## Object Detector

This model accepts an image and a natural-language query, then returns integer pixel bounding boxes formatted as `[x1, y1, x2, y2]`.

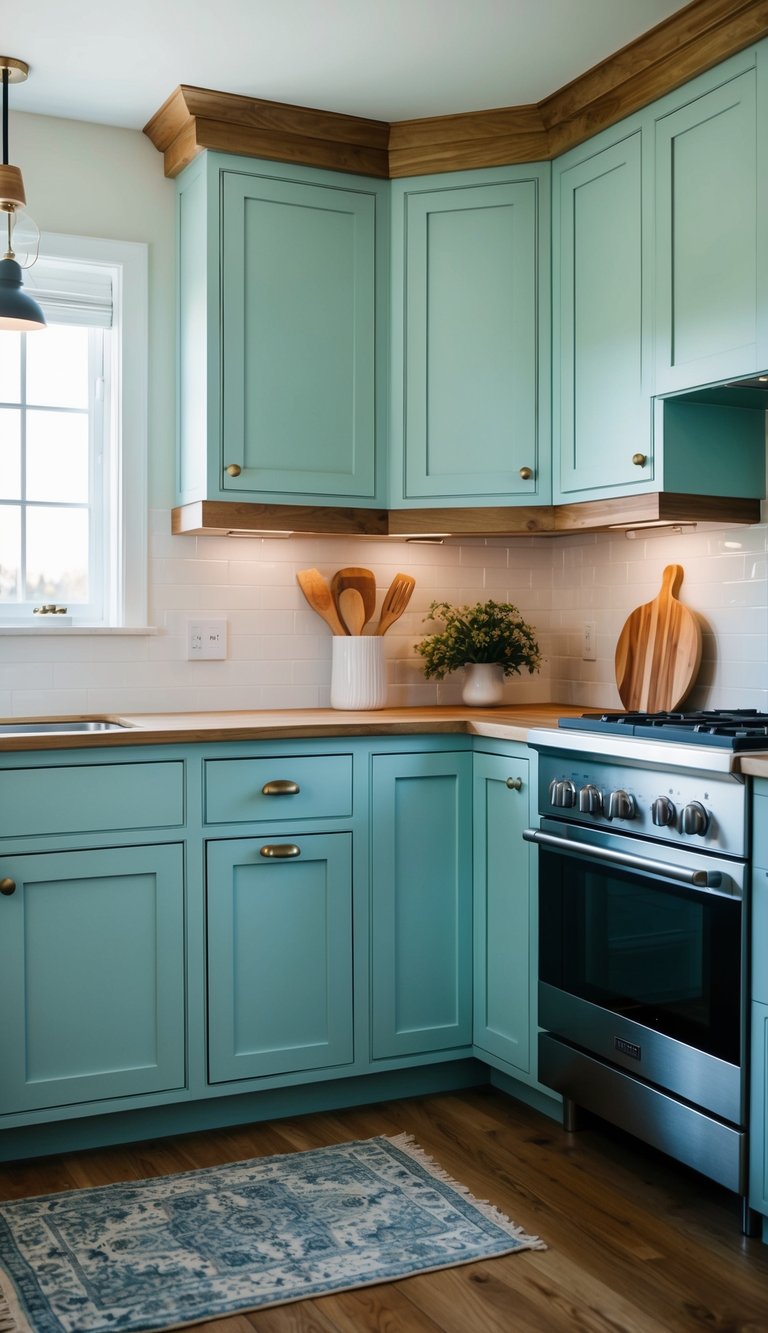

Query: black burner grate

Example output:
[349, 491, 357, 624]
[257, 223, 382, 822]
[559, 709, 768, 750]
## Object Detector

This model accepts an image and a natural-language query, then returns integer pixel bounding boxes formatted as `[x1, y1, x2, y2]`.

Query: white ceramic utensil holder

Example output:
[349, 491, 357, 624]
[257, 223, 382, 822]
[330, 636, 387, 710]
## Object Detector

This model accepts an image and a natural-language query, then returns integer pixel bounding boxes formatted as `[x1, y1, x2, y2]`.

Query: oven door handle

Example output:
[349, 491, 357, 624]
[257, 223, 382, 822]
[522, 828, 734, 894]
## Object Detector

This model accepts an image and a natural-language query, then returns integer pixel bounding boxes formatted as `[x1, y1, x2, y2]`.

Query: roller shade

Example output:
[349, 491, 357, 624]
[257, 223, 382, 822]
[23, 255, 114, 328]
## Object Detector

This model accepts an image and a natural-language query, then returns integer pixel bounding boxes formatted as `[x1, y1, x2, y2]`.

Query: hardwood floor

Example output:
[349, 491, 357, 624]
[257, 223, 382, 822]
[1, 1087, 767, 1331]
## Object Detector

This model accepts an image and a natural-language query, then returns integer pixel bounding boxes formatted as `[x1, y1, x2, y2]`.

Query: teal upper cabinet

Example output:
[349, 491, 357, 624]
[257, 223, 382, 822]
[390, 165, 551, 506]
[177, 152, 388, 507]
[654, 51, 767, 394]
[553, 123, 653, 501]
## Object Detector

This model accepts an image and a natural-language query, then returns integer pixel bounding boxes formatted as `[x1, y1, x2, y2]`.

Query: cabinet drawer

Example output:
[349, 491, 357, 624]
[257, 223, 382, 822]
[0, 761, 184, 840]
[204, 755, 352, 825]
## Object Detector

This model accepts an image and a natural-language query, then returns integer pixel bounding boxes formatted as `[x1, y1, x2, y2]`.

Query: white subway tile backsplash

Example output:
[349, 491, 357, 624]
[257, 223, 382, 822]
[1, 510, 767, 716]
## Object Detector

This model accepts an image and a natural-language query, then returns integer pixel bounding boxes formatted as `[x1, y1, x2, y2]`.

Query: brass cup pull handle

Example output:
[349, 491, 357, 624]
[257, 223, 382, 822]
[0, 877, 16, 896]
[506, 777, 524, 791]
[261, 780, 300, 796]
[225, 464, 242, 477]
[260, 844, 301, 859]
[632, 453, 648, 467]
[519, 466, 533, 481]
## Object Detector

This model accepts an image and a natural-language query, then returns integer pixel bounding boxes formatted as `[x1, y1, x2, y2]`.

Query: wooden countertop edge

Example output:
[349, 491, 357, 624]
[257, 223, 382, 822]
[736, 756, 768, 778]
[0, 705, 582, 752]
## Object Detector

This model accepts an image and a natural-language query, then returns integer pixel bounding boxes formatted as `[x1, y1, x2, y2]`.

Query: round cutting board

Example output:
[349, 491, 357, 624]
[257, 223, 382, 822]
[614, 564, 702, 712]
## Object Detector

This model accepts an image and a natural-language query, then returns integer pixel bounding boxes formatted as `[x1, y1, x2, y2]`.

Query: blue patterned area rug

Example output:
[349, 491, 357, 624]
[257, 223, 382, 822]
[0, 1133, 545, 1332]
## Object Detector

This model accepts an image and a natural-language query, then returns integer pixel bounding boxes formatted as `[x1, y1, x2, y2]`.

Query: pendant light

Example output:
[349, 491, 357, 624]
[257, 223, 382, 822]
[0, 56, 45, 330]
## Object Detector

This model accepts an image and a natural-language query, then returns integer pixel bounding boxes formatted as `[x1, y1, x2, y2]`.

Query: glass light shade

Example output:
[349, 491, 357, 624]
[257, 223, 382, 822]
[2, 203, 40, 269]
[0, 257, 46, 330]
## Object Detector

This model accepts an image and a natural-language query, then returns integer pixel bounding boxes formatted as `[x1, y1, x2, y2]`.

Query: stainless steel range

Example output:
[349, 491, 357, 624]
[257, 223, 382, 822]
[524, 709, 767, 1234]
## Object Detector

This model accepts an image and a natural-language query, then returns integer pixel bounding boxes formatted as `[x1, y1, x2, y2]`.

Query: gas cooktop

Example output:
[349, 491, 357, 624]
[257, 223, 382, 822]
[558, 709, 768, 751]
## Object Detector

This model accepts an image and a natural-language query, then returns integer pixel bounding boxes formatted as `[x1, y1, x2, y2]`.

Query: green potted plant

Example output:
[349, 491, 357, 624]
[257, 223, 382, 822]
[415, 599, 541, 705]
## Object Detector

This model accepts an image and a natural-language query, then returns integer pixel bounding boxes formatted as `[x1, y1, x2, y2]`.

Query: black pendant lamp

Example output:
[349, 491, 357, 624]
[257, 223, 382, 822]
[0, 57, 45, 331]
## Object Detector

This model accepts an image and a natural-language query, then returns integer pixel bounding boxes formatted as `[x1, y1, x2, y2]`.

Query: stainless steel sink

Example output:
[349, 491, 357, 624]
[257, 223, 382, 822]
[0, 720, 130, 735]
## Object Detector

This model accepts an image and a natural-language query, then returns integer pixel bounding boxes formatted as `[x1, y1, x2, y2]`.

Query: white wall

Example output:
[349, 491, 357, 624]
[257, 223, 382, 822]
[2, 111, 766, 719]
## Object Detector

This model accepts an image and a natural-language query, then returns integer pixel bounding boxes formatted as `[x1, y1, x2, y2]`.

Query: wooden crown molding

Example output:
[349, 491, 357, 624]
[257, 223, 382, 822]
[144, 0, 768, 178]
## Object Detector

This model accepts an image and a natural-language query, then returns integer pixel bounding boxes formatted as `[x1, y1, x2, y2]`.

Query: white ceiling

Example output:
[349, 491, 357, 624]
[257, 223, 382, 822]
[5, 0, 692, 131]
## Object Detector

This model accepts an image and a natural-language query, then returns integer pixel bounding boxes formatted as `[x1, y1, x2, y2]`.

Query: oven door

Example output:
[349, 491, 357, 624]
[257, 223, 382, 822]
[525, 818, 746, 1126]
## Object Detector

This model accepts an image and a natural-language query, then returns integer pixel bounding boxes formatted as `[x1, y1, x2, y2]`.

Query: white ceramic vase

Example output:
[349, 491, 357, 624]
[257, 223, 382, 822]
[461, 662, 505, 706]
[330, 636, 387, 710]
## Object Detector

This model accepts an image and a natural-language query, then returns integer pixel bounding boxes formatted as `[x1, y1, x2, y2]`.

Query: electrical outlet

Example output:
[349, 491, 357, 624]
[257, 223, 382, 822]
[188, 619, 227, 660]
[582, 621, 597, 661]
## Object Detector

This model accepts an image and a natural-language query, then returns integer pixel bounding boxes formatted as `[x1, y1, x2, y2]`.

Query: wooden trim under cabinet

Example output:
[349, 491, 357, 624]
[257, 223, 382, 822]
[145, 0, 768, 177]
[172, 495, 762, 539]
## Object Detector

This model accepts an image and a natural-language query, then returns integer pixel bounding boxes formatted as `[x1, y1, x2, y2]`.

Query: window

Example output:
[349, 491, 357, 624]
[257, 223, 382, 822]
[0, 233, 148, 627]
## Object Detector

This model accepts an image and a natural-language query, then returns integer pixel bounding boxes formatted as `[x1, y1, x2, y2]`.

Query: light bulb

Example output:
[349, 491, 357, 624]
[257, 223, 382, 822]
[1, 202, 40, 269]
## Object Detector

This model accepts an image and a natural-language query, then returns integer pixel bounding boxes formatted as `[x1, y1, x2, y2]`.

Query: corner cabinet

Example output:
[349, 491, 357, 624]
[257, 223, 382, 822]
[654, 51, 768, 395]
[472, 748, 537, 1080]
[749, 782, 768, 1231]
[552, 122, 653, 502]
[370, 750, 473, 1059]
[177, 152, 389, 507]
[389, 164, 551, 507]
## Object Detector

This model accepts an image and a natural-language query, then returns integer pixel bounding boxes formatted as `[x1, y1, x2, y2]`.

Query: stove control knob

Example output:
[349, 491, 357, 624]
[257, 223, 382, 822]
[548, 778, 577, 808]
[681, 801, 709, 836]
[578, 784, 603, 815]
[651, 796, 677, 828]
[607, 789, 636, 821]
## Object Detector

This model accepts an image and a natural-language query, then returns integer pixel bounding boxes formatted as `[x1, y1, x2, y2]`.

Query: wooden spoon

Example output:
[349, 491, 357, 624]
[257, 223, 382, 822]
[376, 573, 415, 635]
[338, 587, 366, 635]
[296, 568, 347, 636]
[330, 567, 376, 631]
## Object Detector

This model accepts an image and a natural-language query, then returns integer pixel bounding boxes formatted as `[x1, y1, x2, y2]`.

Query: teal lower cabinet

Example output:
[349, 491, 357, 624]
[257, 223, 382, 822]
[750, 785, 768, 1232]
[370, 751, 472, 1060]
[472, 749, 535, 1078]
[206, 833, 354, 1082]
[0, 843, 186, 1115]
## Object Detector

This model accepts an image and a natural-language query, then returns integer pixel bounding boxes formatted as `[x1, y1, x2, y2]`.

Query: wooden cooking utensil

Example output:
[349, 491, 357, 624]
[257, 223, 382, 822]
[338, 587, 366, 635]
[614, 564, 702, 712]
[296, 568, 347, 636]
[330, 567, 376, 630]
[376, 572, 415, 635]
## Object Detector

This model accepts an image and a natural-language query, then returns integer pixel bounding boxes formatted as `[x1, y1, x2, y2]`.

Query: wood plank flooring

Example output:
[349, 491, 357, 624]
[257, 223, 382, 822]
[1, 1087, 767, 1331]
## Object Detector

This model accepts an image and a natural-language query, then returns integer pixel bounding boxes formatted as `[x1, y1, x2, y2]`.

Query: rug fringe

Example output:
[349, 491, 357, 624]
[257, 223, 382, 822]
[384, 1132, 547, 1252]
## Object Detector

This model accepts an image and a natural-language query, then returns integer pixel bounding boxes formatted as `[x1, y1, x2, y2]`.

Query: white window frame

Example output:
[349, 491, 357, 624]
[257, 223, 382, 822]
[0, 232, 148, 629]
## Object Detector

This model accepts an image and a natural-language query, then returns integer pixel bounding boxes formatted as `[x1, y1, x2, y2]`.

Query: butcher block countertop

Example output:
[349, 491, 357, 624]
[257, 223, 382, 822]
[0, 704, 587, 752]
[736, 755, 768, 779]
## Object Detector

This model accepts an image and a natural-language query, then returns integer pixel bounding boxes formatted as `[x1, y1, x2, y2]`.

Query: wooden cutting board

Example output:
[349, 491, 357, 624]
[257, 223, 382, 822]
[614, 564, 702, 712]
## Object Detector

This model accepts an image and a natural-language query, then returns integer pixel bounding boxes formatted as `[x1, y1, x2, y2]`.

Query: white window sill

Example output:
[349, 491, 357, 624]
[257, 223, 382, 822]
[0, 625, 160, 635]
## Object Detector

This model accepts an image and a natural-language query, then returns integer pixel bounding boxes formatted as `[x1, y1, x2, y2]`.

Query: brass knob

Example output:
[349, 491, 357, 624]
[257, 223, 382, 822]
[519, 466, 533, 481]
[225, 464, 242, 477]
[632, 453, 647, 467]
[0, 877, 16, 896]
[506, 776, 523, 791]
[259, 844, 301, 859]
[261, 780, 300, 796]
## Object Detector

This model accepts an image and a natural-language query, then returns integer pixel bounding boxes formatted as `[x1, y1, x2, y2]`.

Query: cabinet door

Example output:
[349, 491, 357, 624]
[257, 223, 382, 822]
[220, 170, 378, 501]
[472, 752, 533, 1074]
[206, 833, 353, 1082]
[750, 1000, 768, 1219]
[553, 128, 653, 500]
[655, 66, 760, 393]
[370, 752, 472, 1059]
[394, 175, 549, 504]
[0, 844, 185, 1115]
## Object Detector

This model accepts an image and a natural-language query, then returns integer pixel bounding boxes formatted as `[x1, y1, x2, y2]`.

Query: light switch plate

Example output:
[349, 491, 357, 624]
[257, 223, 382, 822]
[188, 619, 227, 660]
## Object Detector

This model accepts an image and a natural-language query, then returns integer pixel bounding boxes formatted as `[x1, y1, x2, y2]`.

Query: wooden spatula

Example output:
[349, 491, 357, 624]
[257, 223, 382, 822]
[331, 567, 376, 630]
[296, 568, 347, 636]
[338, 587, 366, 635]
[376, 573, 415, 635]
[614, 564, 702, 712]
